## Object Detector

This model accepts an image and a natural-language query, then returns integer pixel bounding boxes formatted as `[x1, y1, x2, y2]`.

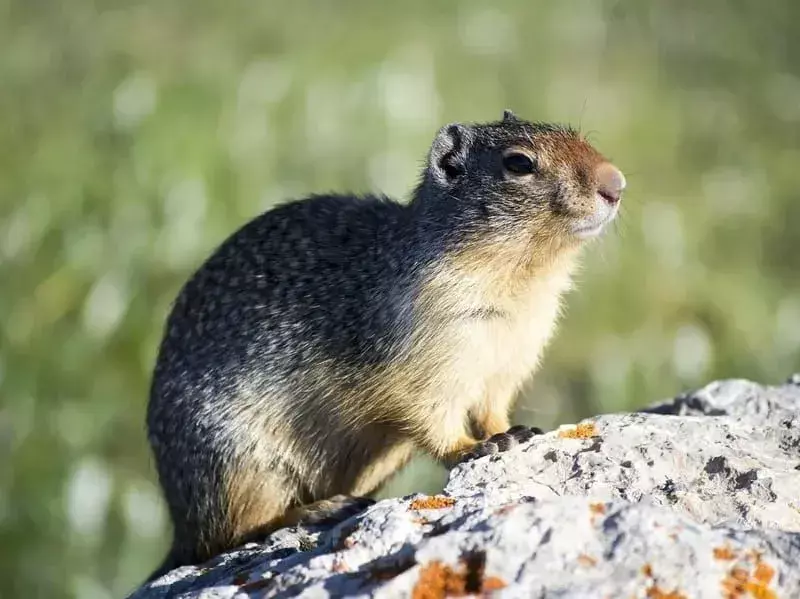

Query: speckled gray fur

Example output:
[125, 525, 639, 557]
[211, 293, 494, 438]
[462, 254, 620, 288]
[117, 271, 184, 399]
[132, 376, 800, 598]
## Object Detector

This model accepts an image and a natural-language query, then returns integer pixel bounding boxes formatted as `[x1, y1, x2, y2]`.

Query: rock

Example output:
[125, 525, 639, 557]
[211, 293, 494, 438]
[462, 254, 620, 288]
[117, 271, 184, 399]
[131, 377, 800, 598]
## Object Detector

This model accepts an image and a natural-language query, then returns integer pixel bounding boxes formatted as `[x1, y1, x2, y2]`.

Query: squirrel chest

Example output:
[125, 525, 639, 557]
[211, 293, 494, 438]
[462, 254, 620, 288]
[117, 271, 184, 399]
[412, 255, 576, 407]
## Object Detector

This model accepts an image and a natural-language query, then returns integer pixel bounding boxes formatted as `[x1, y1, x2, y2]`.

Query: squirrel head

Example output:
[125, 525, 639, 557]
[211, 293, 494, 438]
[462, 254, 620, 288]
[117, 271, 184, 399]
[415, 110, 625, 256]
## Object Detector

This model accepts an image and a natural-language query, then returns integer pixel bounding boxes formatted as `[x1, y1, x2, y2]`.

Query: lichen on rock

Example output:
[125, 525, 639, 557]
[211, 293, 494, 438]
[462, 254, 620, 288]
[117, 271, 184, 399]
[130, 376, 800, 598]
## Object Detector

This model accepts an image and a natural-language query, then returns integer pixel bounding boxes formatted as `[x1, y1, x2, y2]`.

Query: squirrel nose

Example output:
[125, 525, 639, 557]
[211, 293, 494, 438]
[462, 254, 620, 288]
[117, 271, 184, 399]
[595, 162, 626, 205]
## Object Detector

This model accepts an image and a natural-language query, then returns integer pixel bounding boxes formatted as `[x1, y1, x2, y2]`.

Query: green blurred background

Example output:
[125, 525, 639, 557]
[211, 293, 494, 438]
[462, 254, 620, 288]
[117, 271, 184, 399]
[2, 0, 799, 596]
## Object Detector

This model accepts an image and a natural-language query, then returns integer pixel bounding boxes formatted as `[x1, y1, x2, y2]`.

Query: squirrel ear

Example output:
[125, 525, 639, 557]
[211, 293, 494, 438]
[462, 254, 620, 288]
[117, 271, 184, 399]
[428, 123, 470, 185]
[502, 109, 520, 123]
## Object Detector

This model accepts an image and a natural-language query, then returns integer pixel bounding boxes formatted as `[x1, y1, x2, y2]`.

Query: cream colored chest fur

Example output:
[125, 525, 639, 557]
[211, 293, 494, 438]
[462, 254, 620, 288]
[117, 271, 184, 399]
[445, 268, 574, 406]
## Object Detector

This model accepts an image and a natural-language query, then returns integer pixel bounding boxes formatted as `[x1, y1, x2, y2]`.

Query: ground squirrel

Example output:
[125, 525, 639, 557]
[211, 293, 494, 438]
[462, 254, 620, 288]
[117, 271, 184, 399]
[145, 110, 626, 578]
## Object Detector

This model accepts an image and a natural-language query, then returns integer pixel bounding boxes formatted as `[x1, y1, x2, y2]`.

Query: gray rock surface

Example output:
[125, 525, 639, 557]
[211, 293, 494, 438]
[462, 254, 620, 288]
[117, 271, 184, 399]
[132, 376, 800, 598]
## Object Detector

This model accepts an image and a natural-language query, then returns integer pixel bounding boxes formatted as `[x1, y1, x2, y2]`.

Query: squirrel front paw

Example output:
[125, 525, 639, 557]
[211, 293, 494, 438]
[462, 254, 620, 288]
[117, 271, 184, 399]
[460, 425, 543, 463]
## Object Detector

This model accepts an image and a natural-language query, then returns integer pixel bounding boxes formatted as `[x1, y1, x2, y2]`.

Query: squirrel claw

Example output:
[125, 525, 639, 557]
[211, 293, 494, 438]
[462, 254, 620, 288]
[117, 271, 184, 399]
[460, 425, 543, 463]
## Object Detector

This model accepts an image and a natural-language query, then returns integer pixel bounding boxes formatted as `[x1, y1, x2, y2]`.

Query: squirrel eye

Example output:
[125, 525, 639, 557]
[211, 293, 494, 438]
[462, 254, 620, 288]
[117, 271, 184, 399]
[502, 152, 536, 175]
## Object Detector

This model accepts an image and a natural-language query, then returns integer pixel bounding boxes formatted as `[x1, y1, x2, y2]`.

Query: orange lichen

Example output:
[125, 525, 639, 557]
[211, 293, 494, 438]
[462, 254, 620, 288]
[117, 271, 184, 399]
[721, 562, 777, 599]
[410, 495, 456, 510]
[412, 562, 468, 599]
[713, 545, 738, 561]
[744, 581, 777, 599]
[753, 562, 775, 584]
[589, 502, 606, 515]
[558, 422, 598, 439]
[577, 554, 597, 567]
[744, 562, 777, 599]
[722, 567, 748, 597]
[646, 587, 687, 599]
[639, 564, 686, 599]
[411, 552, 506, 599]
[482, 577, 507, 592]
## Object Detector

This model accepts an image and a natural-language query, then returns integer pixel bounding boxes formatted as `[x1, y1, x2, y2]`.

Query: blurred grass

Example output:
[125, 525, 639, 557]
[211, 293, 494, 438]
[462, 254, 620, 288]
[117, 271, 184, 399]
[1, 0, 799, 596]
